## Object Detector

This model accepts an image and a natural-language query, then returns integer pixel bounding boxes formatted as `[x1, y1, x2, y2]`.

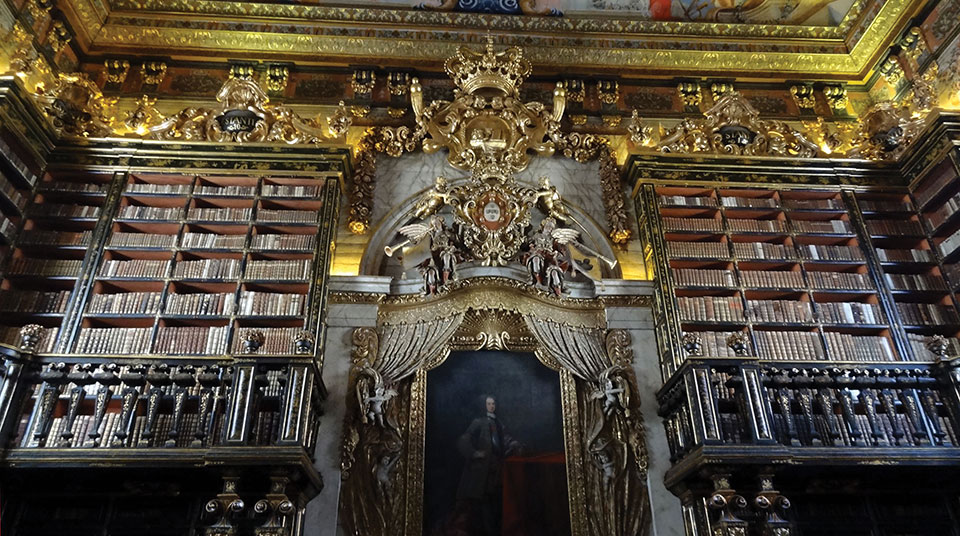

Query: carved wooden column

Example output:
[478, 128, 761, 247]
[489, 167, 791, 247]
[203, 475, 246, 536]
[729, 363, 778, 445]
[706, 473, 749, 536]
[277, 364, 315, 446]
[752, 474, 793, 536]
[225, 364, 257, 444]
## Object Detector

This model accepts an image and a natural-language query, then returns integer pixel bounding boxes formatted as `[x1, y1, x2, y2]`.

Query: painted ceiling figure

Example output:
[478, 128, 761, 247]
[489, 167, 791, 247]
[416, 0, 563, 16]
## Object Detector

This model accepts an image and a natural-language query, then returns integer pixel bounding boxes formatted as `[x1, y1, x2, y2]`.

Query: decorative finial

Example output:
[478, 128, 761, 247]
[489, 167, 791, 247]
[726, 332, 750, 357]
[681, 333, 703, 357]
[927, 335, 951, 362]
[240, 329, 265, 354]
[294, 330, 315, 355]
[18, 324, 44, 352]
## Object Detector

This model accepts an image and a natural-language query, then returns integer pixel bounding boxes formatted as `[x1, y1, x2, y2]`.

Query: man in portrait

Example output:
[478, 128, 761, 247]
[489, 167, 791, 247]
[456, 395, 523, 536]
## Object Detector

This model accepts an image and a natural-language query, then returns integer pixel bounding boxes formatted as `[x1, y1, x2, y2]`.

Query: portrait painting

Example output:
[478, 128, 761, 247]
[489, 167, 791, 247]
[424, 350, 570, 536]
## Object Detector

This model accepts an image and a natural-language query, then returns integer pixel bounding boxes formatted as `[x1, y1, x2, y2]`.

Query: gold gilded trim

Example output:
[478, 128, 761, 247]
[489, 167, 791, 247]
[82, 0, 915, 77]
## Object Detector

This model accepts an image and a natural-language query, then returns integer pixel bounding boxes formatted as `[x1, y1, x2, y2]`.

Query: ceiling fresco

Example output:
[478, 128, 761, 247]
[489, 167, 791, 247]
[328, 0, 857, 25]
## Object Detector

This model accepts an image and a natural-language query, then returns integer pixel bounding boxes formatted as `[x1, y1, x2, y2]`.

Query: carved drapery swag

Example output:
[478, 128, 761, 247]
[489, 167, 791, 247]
[341, 313, 463, 536]
[525, 317, 652, 536]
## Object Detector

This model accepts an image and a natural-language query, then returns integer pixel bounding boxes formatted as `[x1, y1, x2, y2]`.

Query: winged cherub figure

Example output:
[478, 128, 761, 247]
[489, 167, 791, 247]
[592, 365, 631, 419]
[356, 367, 398, 428]
[395, 215, 461, 295]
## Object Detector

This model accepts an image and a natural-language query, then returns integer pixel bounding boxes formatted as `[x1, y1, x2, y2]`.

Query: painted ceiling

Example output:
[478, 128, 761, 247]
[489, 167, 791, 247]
[61, 0, 924, 79]
[328, 0, 857, 26]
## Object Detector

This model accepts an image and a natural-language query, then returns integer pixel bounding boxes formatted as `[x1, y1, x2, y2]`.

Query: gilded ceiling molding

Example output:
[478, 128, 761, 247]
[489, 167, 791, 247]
[84, 0, 910, 77]
[148, 77, 351, 144]
[633, 92, 820, 158]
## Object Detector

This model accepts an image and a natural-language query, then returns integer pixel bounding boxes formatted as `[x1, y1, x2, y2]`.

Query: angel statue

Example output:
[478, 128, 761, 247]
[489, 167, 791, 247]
[413, 176, 451, 220]
[356, 367, 398, 428]
[592, 365, 631, 419]
[534, 176, 570, 223]
[589, 438, 617, 490]
[522, 217, 617, 296]
[389, 215, 461, 295]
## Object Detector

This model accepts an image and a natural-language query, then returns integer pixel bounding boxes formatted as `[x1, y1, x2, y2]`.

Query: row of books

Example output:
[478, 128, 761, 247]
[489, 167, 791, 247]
[31, 203, 100, 219]
[0, 325, 58, 352]
[187, 207, 253, 222]
[720, 196, 779, 209]
[263, 184, 319, 197]
[153, 325, 230, 354]
[75, 327, 153, 354]
[663, 217, 721, 233]
[0, 215, 15, 242]
[164, 292, 235, 316]
[791, 219, 853, 235]
[118, 205, 183, 221]
[745, 299, 814, 323]
[755, 330, 825, 360]
[234, 327, 303, 355]
[7, 258, 83, 277]
[667, 241, 729, 259]
[877, 248, 935, 263]
[87, 291, 162, 315]
[100, 259, 169, 278]
[783, 198, 843, 211]
[913, 160, 959, 208]
[926, 189, 960, 230]
[939, 227, 960, 259]
[196, 185, 257, 197]
[727, 219, 787, 233]
[896, 302, 960, 326]
[823, 332, 896, 362]
[816, 302, 885, 324]
[245, 259, 311, 280]
[907, 333, 960, 360]
[251, 233, 315, 251]
[125, 183, 192, 195]
[22, 412, 215, 449]
[672, 268, 736, 287]
[256, 209, 318, 224]
[798, 244, 864, 262]
[807, 271, 874, 291]
[39, 181, 107, 194]
[945, 264, 960, 287]
[858, 198, 913, 213]
[865, 219, 924, 237]
[182, 233, 246, 250]
[173, 258, 241, 279]
[0, 289, 71, 313]
[733, 242, 796, 260]
[884, 273, 948, 291]
[739, 270, 805, 288]
[0, 173, 28, 213]
[109, 232, 177, 249]
[664, 218, 853, 235]
[237, 291, 306, 317]
[20, 230, 93, 247]
[659, 194, 716, 207]
[0, 138, 38, 185]
[677, 296, 744, 323]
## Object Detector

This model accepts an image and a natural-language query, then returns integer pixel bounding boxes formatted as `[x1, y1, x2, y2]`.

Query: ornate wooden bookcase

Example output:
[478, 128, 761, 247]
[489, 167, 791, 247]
[0, 77, 349, 536]
[633, 114, 960, 535]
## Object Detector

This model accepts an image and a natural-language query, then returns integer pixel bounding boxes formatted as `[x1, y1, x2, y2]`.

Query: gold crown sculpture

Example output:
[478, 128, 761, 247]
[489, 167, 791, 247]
[444, 36, 532, 97]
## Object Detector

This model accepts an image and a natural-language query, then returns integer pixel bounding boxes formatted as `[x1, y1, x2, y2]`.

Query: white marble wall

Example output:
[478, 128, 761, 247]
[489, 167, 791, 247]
[304, 301, 380, 536]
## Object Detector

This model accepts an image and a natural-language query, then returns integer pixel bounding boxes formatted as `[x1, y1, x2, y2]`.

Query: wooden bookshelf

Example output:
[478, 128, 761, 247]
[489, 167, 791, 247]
[72, 173, 325, 356]
[647, 185, 904, 374]
[0, 169, 113, 352]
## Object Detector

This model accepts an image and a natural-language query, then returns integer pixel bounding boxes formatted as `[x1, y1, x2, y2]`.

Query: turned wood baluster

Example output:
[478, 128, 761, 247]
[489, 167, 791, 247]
[113, 364, 146, 447]
[813, 371, 841, 443]
[835, 370, 863, 445]
[25, 363, 68, 447]
[193, 365, 222, 447]
[770, 370, 796, 446]
[139, 364, 171, 447]
[88, 364, 119, 446]
[919, 389, 946, 443]
[878, 388, 904, 445]
[166, 365, 196, 448]
[857, 388, 884, 445]
[59, 363, 93, 446]
[792, 369, 820, 445]
[899, 387, 931, 443]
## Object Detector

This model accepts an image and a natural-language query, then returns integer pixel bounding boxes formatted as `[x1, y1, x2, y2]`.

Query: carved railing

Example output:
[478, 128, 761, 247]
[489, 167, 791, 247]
[0, 348, 322, 454]
[658, 359, 960, 462]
